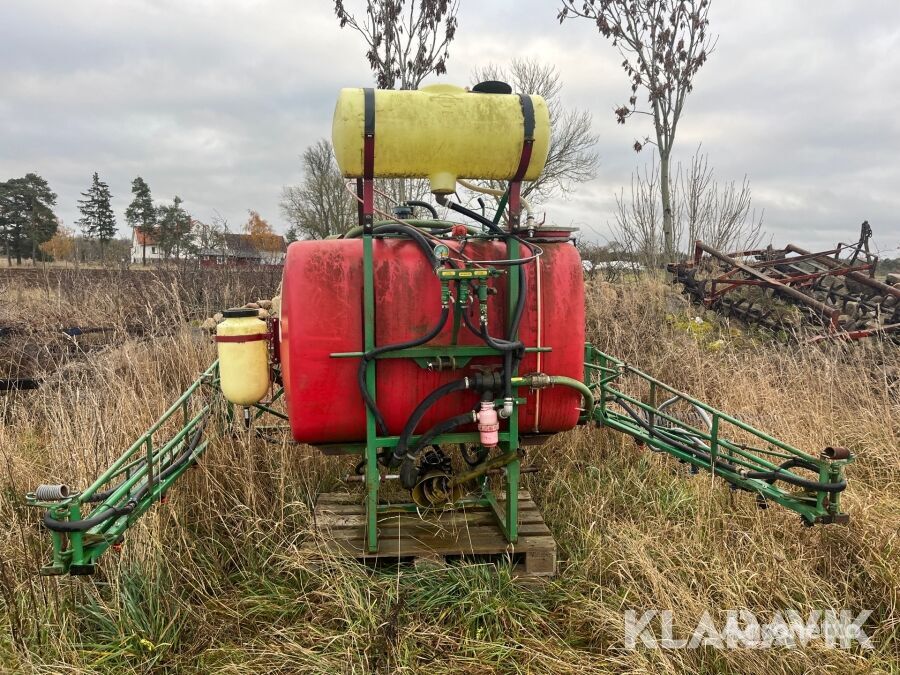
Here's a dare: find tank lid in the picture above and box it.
[222,307,259,319]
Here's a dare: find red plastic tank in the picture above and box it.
[279,237,585,444]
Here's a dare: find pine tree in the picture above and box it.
[156,196,193,260]
[77,172,116,262]
[0,174,58,265]
[0,180,18,265]
[125,176,155,265]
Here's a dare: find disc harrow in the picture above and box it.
[669,222,900,341]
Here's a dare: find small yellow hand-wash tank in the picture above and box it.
[216,308,270,406]
[331,84,550,194]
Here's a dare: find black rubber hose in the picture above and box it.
[506,265,527,396]
[359,306,451,434]
[43,502,135,533]
[461,307,520,351]
[355,222,450,433]
[613,399,846,493]
[439,199,541,263]
[508,264,526,341]
[405,200,438,219]
[44,426,205,532]
[371,224,439,268]
[130,425,205,504]
[459,258,526,350]
[389,378,472,467]
[441,199,505,236]
[745,462,846,493]
[765,457,822,480]
[399,412,476,488]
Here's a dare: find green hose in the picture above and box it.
[513,374,595,413]
[341,219,480,239]
[548,376,595,413]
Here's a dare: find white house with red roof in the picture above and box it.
[130,228,165,264]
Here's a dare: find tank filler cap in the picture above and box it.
[222,308,260,319]
[472,80,513,95]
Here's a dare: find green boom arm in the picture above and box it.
[581,344,851,525]
[26,362,221,576]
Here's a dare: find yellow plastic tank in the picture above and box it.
[216,308,270,406]
[332,84,550,194]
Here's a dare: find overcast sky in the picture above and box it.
[1,0,898,255]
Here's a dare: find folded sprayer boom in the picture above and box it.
[26,362,221,576]
[585,345,851,525]
[28,345,852,575]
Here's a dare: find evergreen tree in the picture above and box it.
[0,174,58,265]
[76,172,116,262]
[156,196,193,260]
[0,180,17,265]
[125,176,155,265]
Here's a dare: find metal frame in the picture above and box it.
[26,317,856,574]
[349,175,527,553]
[584,344,851,525]
[670,225,900,340]
[27,361,221,575]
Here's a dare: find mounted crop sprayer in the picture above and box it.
[27,82,852,576]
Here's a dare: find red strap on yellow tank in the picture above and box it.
[215,333,272,343]
[512,94,536,182]
[362,87,376,231]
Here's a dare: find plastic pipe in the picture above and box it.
[458,179,534,228]
[341,220,477,239]
[512,374,595,413]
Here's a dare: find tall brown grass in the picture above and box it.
[0,267,282,382]
[0,273,896,673]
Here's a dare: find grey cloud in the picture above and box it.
[1,0,898,256]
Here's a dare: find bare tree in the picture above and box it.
[334,1,460,203]
[611,149,764,269]
[612,161,663,271]
[471,58,599,205]
[373,177,435,216]
[333,0,459,90]
[677,151,763,253]
[559,0,715,262]
[194,215,227,258]
[281,139,358,240]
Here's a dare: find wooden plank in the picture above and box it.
[313,502,540,521]
[524,548,556,576]
[328,533,556,557]
[316,490,534,506]
[315,510,547,530]
[323,522,553,542]
[307,491,557,579]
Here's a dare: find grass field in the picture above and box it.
[0,269,897,673]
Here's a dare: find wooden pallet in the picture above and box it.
[307,490,556,578]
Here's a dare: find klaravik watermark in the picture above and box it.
[623,609,873,650]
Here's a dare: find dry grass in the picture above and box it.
[0,273,897,673]
[0,267,282,382]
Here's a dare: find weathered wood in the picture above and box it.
[317,489,535,505]
[307,491,556,579]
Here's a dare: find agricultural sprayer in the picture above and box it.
[27,83,852,576]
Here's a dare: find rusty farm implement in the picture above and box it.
[669,222,900,342]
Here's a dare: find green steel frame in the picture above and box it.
[584,344,851,525]
[27,362,222,575]
[353,223,526,553]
